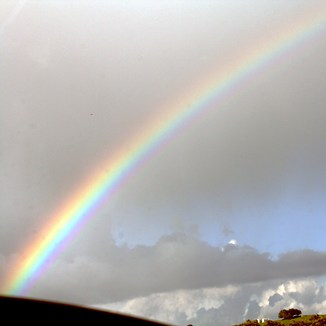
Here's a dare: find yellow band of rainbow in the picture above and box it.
[2,7,325,296]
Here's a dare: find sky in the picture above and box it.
[1,1,326,325]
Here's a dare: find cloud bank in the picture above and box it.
[99,278,326,326]
[2,234,325,310]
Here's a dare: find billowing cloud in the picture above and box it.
[96,279,326,326]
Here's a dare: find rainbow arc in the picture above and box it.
[1,8,325,296]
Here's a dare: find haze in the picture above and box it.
[1,1,326,325]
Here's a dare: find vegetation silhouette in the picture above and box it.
[278,309,302,320]
[233,309,326,326]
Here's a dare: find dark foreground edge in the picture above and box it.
[0,295,171,325]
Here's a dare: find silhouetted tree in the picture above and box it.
[278,308,302,320]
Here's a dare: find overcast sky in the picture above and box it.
[1,1,326,325]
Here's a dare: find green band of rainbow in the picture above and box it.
[2,8,325,296]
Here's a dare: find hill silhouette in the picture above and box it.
[0,296,171,325]
[234,314,326,326]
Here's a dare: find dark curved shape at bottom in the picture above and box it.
[0,295,170,325]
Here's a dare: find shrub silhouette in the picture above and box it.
[234,312,326,326]
[265,320,280,326]
[278,308,302,320]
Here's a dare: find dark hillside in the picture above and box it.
[234,314,326,326]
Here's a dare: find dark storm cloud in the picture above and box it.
[12,233,326,305]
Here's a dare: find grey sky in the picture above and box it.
[1,1,326,325]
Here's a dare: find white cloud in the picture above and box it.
[96,285,240,325]
[96,279,326,326]
[228,239,238,246]
[257,279,326,319]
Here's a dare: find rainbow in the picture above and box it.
[2,8,326,296]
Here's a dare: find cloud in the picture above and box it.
[0,0,27,38]
[97,285,239,325]
[222,225,234,236]
[268,293,283,307]
[1,3,326,326]
[96,279,326,326]
[10,233,325,306]
[228,239,238,246]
